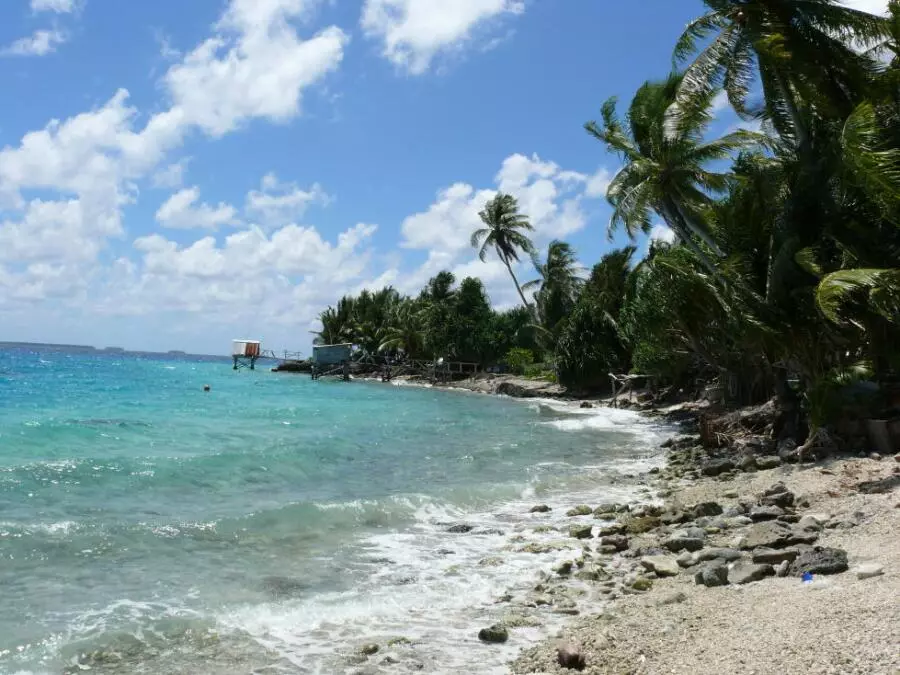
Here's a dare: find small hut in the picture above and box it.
[232,339,261,370]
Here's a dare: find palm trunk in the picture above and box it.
[772,68,809,151]
[659,200,722,278]
[501,253,532,311]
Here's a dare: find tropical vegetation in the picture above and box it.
[313,0,900,452]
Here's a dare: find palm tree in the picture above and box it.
[587,72,759,271]
[471,193,535,309]
[524,240,584,334]
[673,0,888,144]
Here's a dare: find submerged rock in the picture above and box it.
[530,504,552,513]
[569,525,593,539]
[478,624,509,643]
[566,505,593,517]
[447,524,474,533]
[359,643,380,656]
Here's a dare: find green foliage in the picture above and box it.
[504,348,534,376]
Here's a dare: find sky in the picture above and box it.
[0,0,889,355]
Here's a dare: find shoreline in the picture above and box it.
[501,425,900,674]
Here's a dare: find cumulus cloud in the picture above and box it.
[2,29,66,56]
[649,223,676,245]
[155,187,238,230]
[245,173,329,227]
[361,0,524,74]
[841,0,889,15]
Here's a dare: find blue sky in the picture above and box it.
[0,0,885,354]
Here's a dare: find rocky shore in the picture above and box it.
[500,427,900,674]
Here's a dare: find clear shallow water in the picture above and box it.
[0,348,668,675]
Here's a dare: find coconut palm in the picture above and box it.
[524,240,584,334]
[587,72,759,271]
[673,0,888,144]
[471,193,536,309]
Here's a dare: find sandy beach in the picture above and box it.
[508,450,900,674]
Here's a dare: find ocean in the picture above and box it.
[0,348,667,674]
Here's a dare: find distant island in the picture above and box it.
[0,341,221,360]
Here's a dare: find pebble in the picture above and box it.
[855,563,884,580]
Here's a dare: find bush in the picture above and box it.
[505,348,534,375]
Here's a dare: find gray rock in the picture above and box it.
[598,523,626,536]
[728,561,774,585]
[477,624,509,643]
[663,535,705,553]
[599,534,627,551]
[750,505,785,521]
[739,521,818,550]
[359,643,380,656]
[569,524,593,539]
[556,643,586,670]
[690,501,724,518]
[657,591,688,606]
[566,505,593,517]
[694,560,729,587]
[797,515,825,532]
[640,555,681,577]
[695,547,743,563]
[554,561,573,576]
[592,503,622,516]
[855,563,884,580]
[739,453,757,472]
[775,560,790,577]
[597,544,619,554]
[447,524,474,533]
[790,547,849,576]
[756,456,783,470]
[676,551,696,567]
[529,504,551,513]
[857,475,900,494]
[751,547,801,565]
[702,459,735,476]
[659,509,690,525]
[759,483,795,508]
[726,516,754,528]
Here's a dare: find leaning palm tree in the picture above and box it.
[673,0,888,144]
[471,193,535,309]
[524,240,584,333]
[587,72,759,272]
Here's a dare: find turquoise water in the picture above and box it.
[0,348,665,674]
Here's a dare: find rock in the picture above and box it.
[657,591,688,606]
[723,490,740,499]
[857,475,900,494]
[775,560,790,577]
[598,523,626,536]
[776,514,801,524]
[640,555,681,577]
[436,548,455,556]
[759,484,794,508]
[662,528,705,553]
[778,438,799,463]
[739,453,757,472]
[566,505,593,517]
[750,505,785,521]
[592,503,621,516]
[569,525,593,539]
[726,516,754,528]
[690,501,724,518]
[739,521,818,550]
[630,504,662,518]
[579,401,594,409]
[359,643,380,656]
[624,516,662,533]
[599,534,628,551]
[855,563,884,580]
[755,456,783,471]
[752,547,801,564]
[676,551,696,567]
[554,561,573,576]
[797,515,825,532]
[477,624,509,643]
[659,510,690,525]
[556,643,586,671]
[695,547,743,563]
[790,547,849,576]
[728,561,774,585]
[529,504,551,513]
[629,577,653,591]
[597,544,619,555]
[694,560,729,587]
[868,452,882,461]
[447,524,474,533]
[702,459,735,476]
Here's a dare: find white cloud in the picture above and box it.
[31,0,77,13]
[160,1,347,137]
[156,187,238,230]
[151,159,189,189]
[361,0,524,74]
[841,0,889,15]
[2,29,66,56]
[649,223,676,245]
[245,172,329,226]
[584,167,612,199]
[711,90,730,115]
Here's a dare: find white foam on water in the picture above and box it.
[217,424,668,674]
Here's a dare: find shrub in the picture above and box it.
[505,348,534,375]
